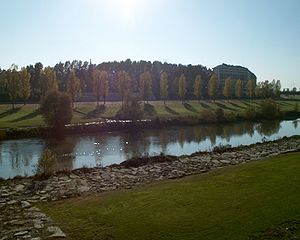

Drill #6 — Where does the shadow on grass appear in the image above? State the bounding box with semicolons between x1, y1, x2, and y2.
215;102;236;111
73;108;87;116
199;102;212;109
12;108;41;122
165;105;179;115
183;103;199;113
241;100;254;107
0;107;21;119
229;101;247;109
85;105;106;119
144;103;156;116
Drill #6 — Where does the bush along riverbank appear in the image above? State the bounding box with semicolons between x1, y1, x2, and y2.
0;136;300;239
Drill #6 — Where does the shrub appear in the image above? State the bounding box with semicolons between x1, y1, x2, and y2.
40;90;73;129
34;148;57;177
215;108;225;122
244;107;258;120
201;109;217;123
115;95;143;121
259;99;281;120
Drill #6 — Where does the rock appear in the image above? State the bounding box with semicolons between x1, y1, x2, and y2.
14;231;28;236
15;184;25;192
7;200;18;205
21;201;31;208
47;226;66;238
78;185;90;192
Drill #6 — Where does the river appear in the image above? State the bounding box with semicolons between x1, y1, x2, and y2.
0;119;299;179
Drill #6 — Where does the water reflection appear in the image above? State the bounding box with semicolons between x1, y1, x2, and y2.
0;119;299;179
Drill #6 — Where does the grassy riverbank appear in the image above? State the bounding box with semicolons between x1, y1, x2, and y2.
0;99;298;129
40;152;300;240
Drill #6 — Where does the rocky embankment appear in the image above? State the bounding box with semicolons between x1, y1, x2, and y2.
1;136;300;239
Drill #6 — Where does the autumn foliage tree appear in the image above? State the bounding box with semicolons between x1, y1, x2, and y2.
193;74;204;102
19;67;31;105
40;67;58;96
160;71;168;104
5;64;20;109
139;71;152;104
208;73;218;101
118;70;132;106
246;80;255;99
67;70;81;107
235;80;243;98
178;74;187;104
223;77;232;100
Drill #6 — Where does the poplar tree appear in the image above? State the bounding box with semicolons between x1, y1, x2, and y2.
208;73;218;101
246;79;255;99
67;70;81;107
178;73;187;104
19;67;31;105
139;71;152;104
235;80;243;98
160;71;168;105
118;70;132;106
223;77;232;100
6;64;20;109
193;74;204;102
40;67;58;96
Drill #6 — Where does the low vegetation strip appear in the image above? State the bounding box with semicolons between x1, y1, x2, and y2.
40;152;300;240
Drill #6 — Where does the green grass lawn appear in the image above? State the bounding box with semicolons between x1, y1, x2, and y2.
39;152;300;240
0;99;298;128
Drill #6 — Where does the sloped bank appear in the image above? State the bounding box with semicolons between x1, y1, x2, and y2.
0;136;300;239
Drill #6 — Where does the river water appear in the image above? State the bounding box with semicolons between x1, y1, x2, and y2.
0;119;299;179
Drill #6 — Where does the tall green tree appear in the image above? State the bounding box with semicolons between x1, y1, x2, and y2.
67;70;81;107
19;67;31;105
235;80;243;98
92;69;109;106
193;74;204;102
274;80;281;97
178;74;187;104
92;69;101;106
246;80;255;99
139;71;152;104
6;64;20;109
41;67;58;96
222;77;232;100
160;71;168;105
208;73;218;101
118;70;132;106
99;70;109;105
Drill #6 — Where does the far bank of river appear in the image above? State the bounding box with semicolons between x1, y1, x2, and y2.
0;118;299;179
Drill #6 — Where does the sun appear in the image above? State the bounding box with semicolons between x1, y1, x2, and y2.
106;0;143;23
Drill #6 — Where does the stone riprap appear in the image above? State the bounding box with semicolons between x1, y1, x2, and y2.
0;136;299;239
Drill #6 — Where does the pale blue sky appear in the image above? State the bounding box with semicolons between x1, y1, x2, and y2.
1;0;299;88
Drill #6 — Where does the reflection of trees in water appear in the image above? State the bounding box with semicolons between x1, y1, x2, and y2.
2;142;33;173
159;131;168;154
255;121;281;137
120;131;151;159
293;120;299;129
44;136;79;171
178;129;186;148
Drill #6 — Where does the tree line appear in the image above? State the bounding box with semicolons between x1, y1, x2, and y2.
0;59;282;108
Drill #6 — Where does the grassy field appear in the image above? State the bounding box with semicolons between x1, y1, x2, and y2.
40;152;300;240
0;99;298;128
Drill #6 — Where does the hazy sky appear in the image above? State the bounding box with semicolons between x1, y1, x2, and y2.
1;0;299;88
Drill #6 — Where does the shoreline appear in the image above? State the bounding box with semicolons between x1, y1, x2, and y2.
1;111;300;141
0;135;299;239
